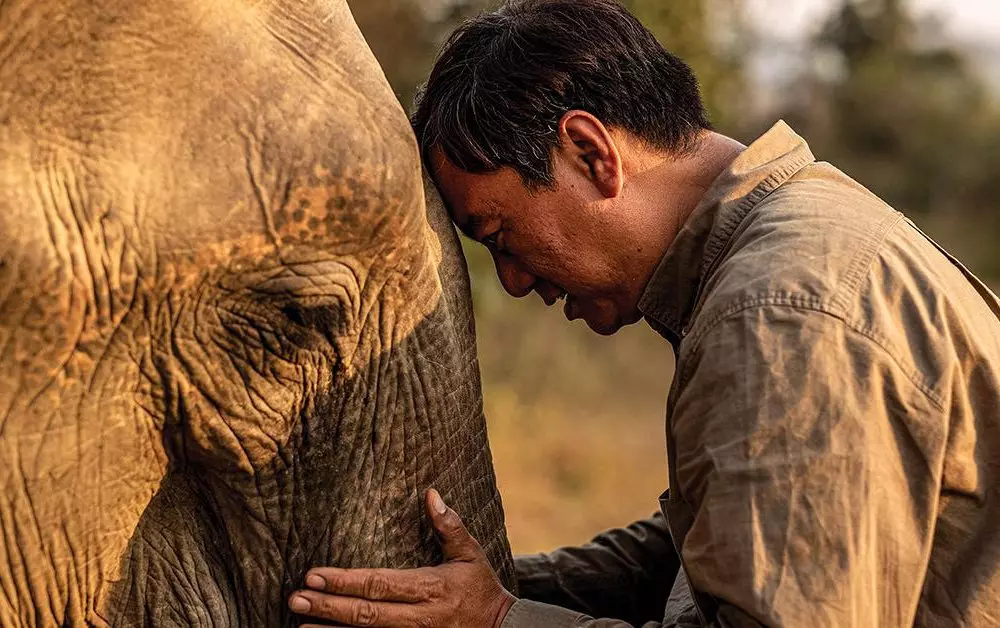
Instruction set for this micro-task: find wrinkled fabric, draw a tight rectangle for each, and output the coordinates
[513,514,681,625]
[502,121,1000,627]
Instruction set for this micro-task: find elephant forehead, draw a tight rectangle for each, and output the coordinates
[0,0,447,382]
[2,0,428,274]
[143,92,424,272]
[160,164,418,264]
[174,0,424,248]
[260,161,424,252]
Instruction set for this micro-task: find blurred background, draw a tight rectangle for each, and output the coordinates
[346,0,1000,554]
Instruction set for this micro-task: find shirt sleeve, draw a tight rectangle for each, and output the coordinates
[502,525,715,628]
[500,575,709,628]
[512,513,679,625]
[500,599,684,628]
[514,513,680,625]
[667,305,943,627]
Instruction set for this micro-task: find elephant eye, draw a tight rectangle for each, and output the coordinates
[281,304,307,327]
[279,303,343,347]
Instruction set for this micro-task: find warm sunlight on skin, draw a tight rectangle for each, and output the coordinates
[428,110,744,335]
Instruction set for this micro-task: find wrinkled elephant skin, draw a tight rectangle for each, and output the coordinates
[0,0,515,625]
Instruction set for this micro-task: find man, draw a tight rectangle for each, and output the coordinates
[289,0,1000,625]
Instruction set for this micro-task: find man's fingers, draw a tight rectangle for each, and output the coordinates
[290,591,423,627]
[425,488,483,562]
[303,567,441,603]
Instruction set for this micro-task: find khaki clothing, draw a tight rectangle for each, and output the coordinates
[502,122,1000,627]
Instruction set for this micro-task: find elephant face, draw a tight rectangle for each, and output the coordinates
[0,0,514,625]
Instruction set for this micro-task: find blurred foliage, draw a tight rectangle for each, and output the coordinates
[777,0,1000,278]
[350,0,748,130]
[349,0,1000,553]
[620,0,748,133]
[348,1,443,108]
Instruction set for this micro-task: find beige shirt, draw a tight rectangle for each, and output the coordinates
[503,121,1000,627]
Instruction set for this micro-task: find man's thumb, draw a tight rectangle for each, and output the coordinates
[426,489,481,562]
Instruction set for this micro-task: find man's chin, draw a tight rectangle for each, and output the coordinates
[566,297,636,335]
[581,310,627,335]
[588,306,645,335]
[585,317,623,336]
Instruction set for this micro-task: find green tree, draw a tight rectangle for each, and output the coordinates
[350,0,747,126]
[779,0,1000,279]
[621,0,747,133]
[347,0,441,108]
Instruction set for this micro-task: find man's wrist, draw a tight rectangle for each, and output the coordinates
[493,591,518,628]
[500,598,595,628]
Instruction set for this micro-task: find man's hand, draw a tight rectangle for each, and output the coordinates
[289,489,516,627]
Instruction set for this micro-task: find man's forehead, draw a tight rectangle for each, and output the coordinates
[450,195,502,241]
[428,147,502,236]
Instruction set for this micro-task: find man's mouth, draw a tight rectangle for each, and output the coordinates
[541,290,568,306]
[563,295,580,321]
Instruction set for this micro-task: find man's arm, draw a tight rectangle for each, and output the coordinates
[506,304,946,628]
[513,513,680,625]
[662,305,944,627]
[502,563,706,628]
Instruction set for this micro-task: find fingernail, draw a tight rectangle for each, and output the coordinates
[306,574,326,590]
[289,595,311,613]
[430,489,447,515]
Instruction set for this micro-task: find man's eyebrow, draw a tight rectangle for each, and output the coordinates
[463,214,488,239]
[452,213,473,240]
[456,205,498,241]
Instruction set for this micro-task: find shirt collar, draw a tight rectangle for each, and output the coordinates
[638,120,816,344]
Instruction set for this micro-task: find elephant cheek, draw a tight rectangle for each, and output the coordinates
[152,300,334,475]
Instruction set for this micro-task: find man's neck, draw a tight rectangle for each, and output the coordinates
[620,131,745,294]
[657,132,745,242]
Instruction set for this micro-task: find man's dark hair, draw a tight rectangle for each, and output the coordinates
[411,0,712,188]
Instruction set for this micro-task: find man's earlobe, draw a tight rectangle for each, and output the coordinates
[580,149,600,179]
[588,149,623,199]
[561,110,623,199]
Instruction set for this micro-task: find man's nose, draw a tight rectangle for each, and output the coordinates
[493,253,535,298]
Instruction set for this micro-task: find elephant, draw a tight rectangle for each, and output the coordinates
[0,0,515,625]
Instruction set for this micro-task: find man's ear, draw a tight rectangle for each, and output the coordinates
[559,111,624,199]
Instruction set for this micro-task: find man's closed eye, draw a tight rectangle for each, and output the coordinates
[482,231,502,251]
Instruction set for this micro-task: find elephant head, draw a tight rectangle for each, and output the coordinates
[0,0,514,624]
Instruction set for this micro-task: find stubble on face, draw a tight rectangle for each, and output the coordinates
[430,147,642,335]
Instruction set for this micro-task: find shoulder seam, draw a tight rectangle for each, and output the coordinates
[830,210,905,317]
[696,155,816,301]
[681,299,945,411]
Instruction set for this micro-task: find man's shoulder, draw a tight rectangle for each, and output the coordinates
[691,161,902,333]
[687,162,1000,400]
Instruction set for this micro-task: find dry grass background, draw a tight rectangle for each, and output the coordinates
[465,245,676,554]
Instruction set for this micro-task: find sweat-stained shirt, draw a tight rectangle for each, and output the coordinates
[501,121,1000,627]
